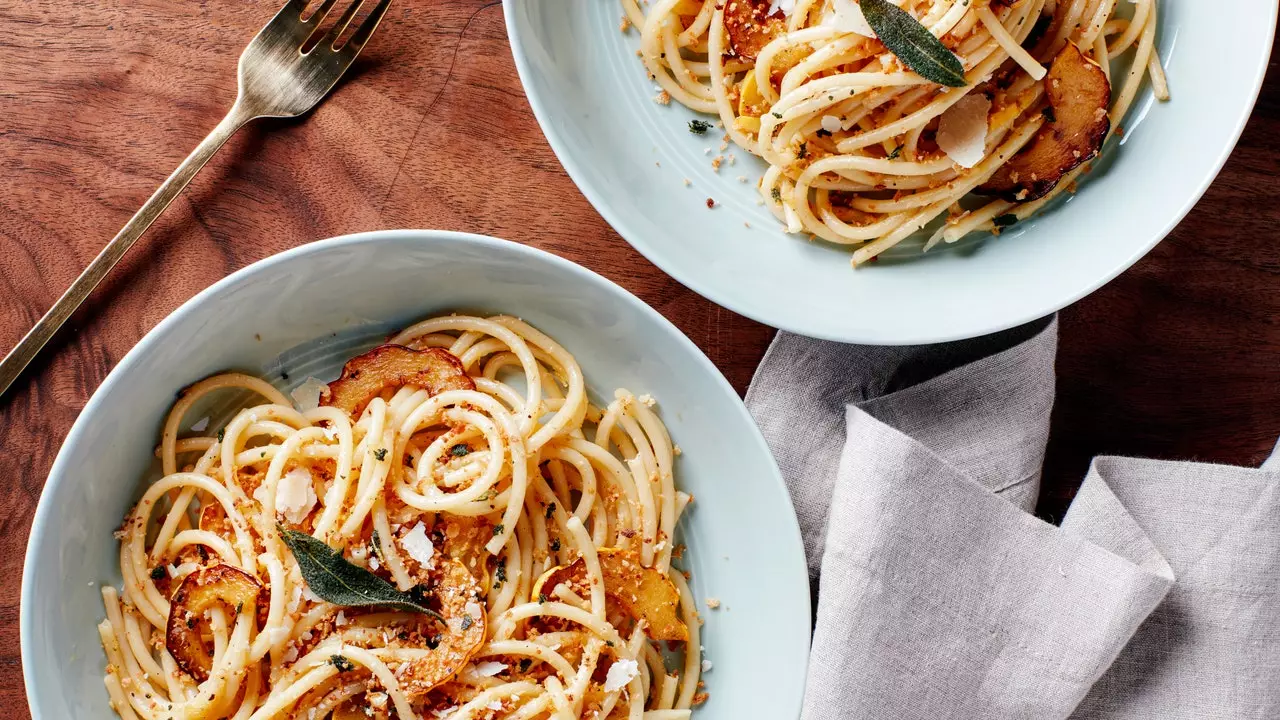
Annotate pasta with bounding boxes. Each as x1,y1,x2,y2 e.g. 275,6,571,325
97,314,703,720
625,0,1167,263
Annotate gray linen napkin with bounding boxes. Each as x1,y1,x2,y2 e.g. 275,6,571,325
745,317,1280,720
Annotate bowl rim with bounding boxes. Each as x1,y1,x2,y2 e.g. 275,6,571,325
501,1,1279,344
20,229,811,719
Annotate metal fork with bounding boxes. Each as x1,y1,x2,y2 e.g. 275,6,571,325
0,0,392,399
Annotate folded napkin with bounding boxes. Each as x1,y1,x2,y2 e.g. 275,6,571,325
745,317,1280,720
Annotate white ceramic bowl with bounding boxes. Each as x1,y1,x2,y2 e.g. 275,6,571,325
505,1,1277,343
20,231,810,719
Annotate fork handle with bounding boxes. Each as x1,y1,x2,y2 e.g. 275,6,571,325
0,101,255,400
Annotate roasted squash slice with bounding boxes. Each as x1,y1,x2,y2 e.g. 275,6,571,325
533,548,688,642
323,345,475,418
398,558,488,697
166,564,264,681
979,42,1111,202
723,0,786,61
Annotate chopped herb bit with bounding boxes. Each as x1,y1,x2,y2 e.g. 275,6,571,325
993,214,1019,228
373,448,388,461
216,428,225,442
460,613,474,630
545,502,557,519
887,144,904,160
330,655,355,673
606,640,615,647
770,187,782,202
797,142,808,160
771,112,782,119
816,128,832,138
234,601,244,614
150,567,166,580
519,658,533,672
1041,105,1057,123
538,592,549,603
370,530,386,563
492,524,505,537
449,443,471,457
493,562,508,589
549,538,561,552
688,119,713,135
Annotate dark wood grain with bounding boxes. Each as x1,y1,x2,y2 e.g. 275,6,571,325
0,1,1275,712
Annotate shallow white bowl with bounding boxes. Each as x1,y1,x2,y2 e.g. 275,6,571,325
505,1,1276,343
20,230,810,719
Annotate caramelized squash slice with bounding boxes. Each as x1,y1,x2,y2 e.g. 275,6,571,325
399,558,488,697
166,564,264,681
323,345,475,418
533,548,688,642
979,42,1111,202
723,0,786,61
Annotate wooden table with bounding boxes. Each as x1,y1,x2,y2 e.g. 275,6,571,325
1,1,1276,712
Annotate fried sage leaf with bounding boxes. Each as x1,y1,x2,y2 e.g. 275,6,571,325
279,526,443,621
860,0,966,87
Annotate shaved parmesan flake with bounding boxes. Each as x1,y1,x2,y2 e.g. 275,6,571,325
277,467,318,524
290,377,328,412
937,94,992,169
604,659,640,692
826,0,875,37
474,661,507,677
767,0,795,17
821,115,842,134
401,522,436,567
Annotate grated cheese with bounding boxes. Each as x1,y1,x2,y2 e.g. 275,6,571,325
604,659,640,692
290,377,328,412
767,0,796,16
276,467,318,524
474,661,508,677
826,0,875,37
401,522,436,567
937,94,992,169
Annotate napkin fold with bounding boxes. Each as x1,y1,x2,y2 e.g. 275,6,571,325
746,317,1280,720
